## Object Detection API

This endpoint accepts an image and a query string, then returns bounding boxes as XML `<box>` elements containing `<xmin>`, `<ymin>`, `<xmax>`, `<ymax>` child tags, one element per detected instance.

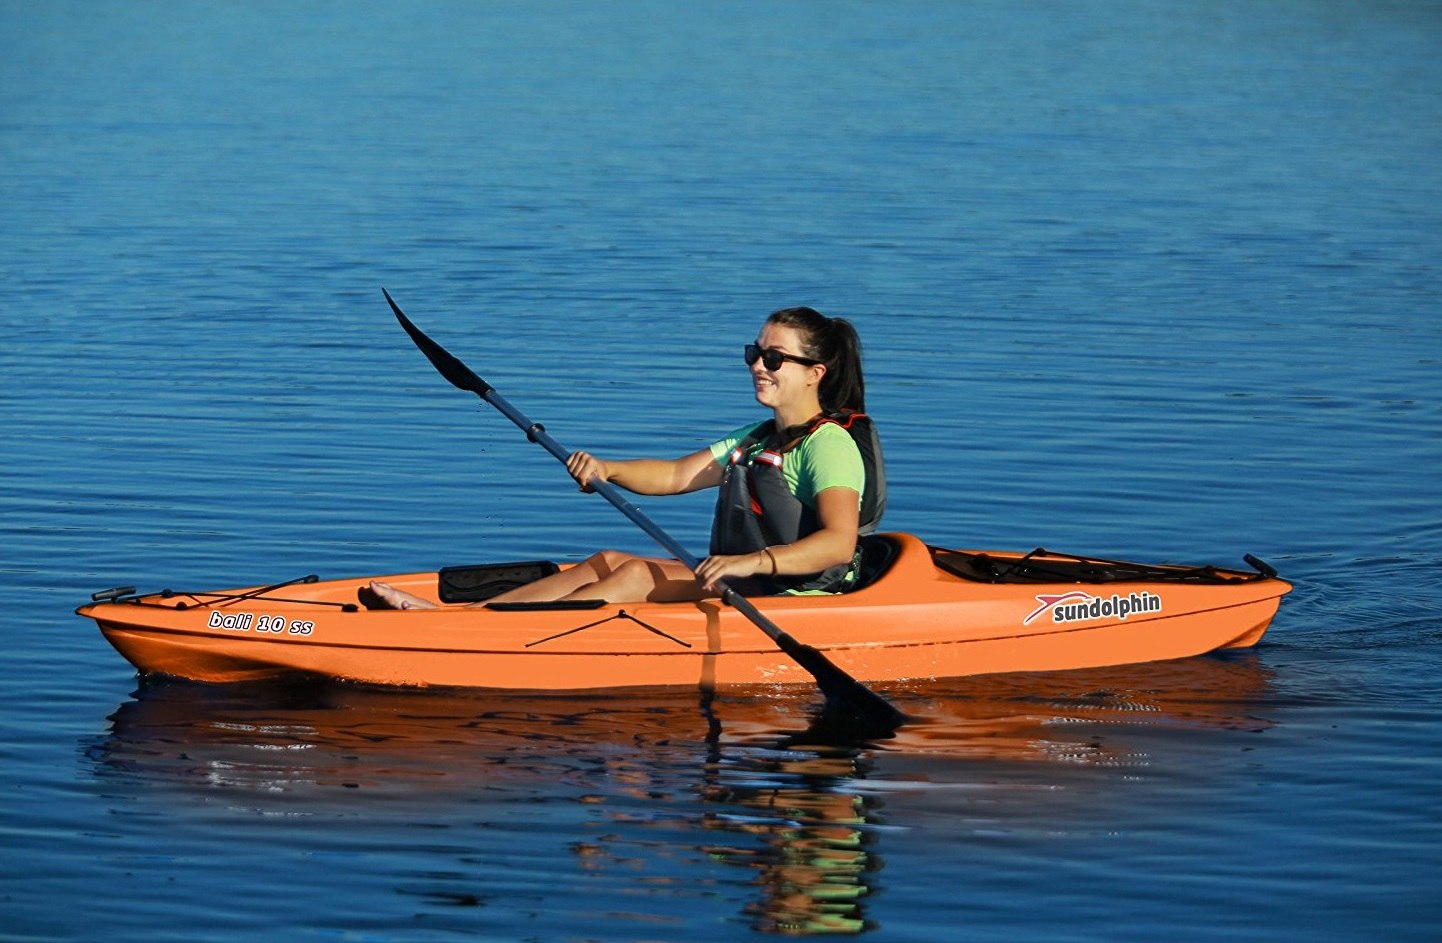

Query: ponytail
<box><xmin>765</xmin><ymin>306</ymin><xmax>866</xmax><ymax>413</ymax></box>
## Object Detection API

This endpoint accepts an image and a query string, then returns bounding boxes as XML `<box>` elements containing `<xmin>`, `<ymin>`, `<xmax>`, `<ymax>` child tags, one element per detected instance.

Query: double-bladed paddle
<box><xmin>383</xmin><ymin>288</ymin><xmax>904</xmax><ymax>727</ymax></box>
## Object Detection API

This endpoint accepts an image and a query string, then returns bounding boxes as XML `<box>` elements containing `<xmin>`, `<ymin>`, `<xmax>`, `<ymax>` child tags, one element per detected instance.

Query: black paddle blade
<box><xmin>786</xmin><ymin>640</ymin><xmax>908</xmax><ymax>729</ymax></box>
<box><xmin>383</xmin><ymin>288</ymin><xmax>493</xmax><ymax>397</ymax></box>
<box><xmin>724</xmin><ymin>588</ymin><xmax>906</xmax><ymax>729</ymax></box>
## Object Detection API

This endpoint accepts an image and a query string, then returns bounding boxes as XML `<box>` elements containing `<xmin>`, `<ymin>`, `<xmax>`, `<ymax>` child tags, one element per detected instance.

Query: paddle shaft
<box><xmin>384</xmin><ymin>288</ymin><xmax>903</xmax><ymax>724</ymax></box>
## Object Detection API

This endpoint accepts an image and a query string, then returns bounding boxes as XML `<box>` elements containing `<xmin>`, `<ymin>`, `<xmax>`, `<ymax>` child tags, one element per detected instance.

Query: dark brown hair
<box><xmin>766</xmin><ymin>306</ymin><xmax>866</xmax><ymax>412</ymax></box>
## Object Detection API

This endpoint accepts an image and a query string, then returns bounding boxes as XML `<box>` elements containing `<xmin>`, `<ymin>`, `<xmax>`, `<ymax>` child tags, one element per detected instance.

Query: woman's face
<box><xmin>750</xmin><ymin>323</ymin><xmax>822</xmax><ymax>409</ymax></box>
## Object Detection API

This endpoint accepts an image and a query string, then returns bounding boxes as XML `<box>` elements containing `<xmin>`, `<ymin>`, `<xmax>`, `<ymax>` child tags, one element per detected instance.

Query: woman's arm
<box><xmin>568</xmin><ymin>447</ymin><xmax>723</xmax><ymax>496</ymax></box>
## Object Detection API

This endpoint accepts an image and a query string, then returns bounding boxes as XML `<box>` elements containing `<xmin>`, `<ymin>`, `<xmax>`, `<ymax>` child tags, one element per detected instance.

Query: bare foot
<box><xmin>369</xmin><ymin>581</ymin><xmax>437</xmax><ymax>610</ymax></box>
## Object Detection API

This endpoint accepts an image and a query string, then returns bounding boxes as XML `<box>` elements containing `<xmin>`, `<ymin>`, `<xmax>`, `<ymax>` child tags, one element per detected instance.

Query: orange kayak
<box><xmin>76</xmin><ymin>533</ymin><xmax>1289</xmax><ymax>691</ymax></box>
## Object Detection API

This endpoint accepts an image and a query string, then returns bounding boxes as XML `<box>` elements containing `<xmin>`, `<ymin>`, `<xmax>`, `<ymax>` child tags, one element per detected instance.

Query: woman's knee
<box><xmin>612</xmin><ymin>556</ymin><xmax>655</xmax><ymax>583</ymax></box>
<box><xmin>582</xmin><ymin>549</ymin><xmax>631</xmax><ymax>574</ymax></box>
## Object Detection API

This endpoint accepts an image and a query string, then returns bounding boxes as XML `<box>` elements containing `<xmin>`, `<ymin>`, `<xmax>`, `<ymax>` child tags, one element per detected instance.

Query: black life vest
<box><xmin>709</xmin><ymin>410</ymin><xmax>886</xmax><ymax>594</ymax></box>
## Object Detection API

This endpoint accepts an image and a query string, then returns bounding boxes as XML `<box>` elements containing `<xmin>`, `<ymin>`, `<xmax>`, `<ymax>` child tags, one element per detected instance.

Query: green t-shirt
<box><xmin>709</xmin><ymin>421</ymin><xmax>865</xmax><ymax>509</ymax></box>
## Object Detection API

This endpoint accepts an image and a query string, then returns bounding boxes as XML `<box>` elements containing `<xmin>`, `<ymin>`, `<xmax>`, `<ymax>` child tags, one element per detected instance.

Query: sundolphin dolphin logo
<box><xmin>1023</xmin><ymin>592</ymin><xmax>1091</xmax><ymax>626</ymax></box>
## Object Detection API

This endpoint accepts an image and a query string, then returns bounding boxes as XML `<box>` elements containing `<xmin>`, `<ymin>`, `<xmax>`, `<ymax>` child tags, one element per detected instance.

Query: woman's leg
<box><xmin>554</xmin><ymin>555</ymin><xmax>710</xmax><ymax>604</ymax></box>
<box><xmin>369</xmin><ymin>550</ymin><xmax>711</xmax><ymax>609</ymax></box>
<box><xmin>369</xmin><ymin>550</ymin><xmax>712</xmax><ymax>609</ymax></box>
<box><xmin>485</xmin><ymin>549</ymin><xmax>628</xmax><ymax>603</ymax></box>
<box><xmin>368</xmin><ymin>550</ymin><xmax>625</xmax><ymax>609</ymax></box>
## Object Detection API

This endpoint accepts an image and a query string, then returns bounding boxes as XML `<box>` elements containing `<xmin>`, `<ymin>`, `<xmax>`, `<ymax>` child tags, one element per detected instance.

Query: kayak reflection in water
<box><xmin>369</xmin><ymin>305</ymin><xmax>885</xmax><ymax>608</ymax></box>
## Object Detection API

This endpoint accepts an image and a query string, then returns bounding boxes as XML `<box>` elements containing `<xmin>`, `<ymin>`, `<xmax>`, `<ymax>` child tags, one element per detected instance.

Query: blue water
<box><xmin>4</xmin><ymin>1</ymin><xmax>1440</xmax><ymax>940</ymax></box>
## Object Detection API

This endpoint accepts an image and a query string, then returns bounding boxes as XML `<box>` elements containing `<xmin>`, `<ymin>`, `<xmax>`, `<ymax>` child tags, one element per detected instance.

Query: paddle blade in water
<box><xmin>787</xmin><ymin>639</ymin><xmax>907</xmax><ymax>728</ymax></box>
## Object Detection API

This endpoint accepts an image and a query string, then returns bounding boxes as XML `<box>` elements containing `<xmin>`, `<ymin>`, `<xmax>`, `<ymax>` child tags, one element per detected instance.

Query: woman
<box><xmin>369</xmin><ymin>306</ymin><xmax>884</xmax><ymax>608</ymax></box>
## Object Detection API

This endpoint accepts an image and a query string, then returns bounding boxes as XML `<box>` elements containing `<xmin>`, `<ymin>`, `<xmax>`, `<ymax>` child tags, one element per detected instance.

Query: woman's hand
<box><xmin>694</xmin><ymin>550</ymin><xmax>770</xmax><ymax>592</ymax></box>
<box><xmin>566</xmin><ymin>451</ymin><xmax>610</xmax><ymax>492</ymax></box>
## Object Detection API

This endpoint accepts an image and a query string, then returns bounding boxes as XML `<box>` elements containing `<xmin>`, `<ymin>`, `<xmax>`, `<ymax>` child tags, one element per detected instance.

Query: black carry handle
<box><xmin>1243</xmin><ymin>554</ymin><xmax>1279</xmax><ymax>579</ymax></box>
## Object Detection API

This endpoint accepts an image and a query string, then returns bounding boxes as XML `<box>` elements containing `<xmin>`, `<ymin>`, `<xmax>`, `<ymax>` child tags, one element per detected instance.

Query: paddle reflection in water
<box><xmin>85</xmin><ymin>654</ymin><xmax>1273</xmax><ymax>936</ymax></box>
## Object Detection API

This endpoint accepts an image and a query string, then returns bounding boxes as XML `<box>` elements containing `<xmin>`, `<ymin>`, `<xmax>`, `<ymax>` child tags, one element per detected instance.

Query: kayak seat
<box><xmin>850</xmin><ymin>534</ymin><xmax>901</xmax><ymax>592</ymax></box>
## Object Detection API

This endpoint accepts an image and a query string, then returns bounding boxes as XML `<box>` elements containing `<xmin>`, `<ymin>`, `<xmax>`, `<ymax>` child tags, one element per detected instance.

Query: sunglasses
<box><xmin>744</xmin><ymin>343</ymin><xmax>822</xmax><ymax>371</ymax></box>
